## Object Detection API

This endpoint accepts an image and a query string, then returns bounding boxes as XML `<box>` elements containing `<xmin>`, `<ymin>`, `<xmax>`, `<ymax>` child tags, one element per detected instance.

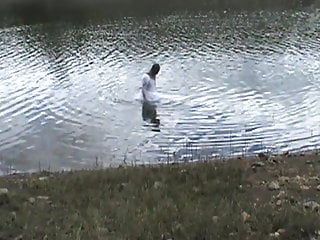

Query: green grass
<box><xmin>1</xmin><ymin>153</ymin><xmax>320</xmax><ymax>239</ymax></box>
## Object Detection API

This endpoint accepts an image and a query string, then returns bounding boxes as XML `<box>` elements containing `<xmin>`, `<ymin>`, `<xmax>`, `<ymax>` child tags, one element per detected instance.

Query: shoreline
<box><xmin>1</xmin><ymin>151</ymin><xmax>320</xmax><ymax>239</ymax></box>
<box><xmin>1</xmin><ymin>148</ymin><xmax>319</xmax><ymax>177</ymax></box>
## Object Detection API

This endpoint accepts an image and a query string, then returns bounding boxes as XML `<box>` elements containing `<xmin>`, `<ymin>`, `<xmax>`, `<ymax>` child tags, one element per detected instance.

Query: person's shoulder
<box><xmin>142</xmin><ymin>73</ymin><xmax>150</xmax><ymax>81</ymax></box>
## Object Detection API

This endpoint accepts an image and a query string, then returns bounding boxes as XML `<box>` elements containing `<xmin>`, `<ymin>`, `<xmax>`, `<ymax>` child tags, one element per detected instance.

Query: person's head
<box><xmin>149</xmin><ymin>63</ymin><xmax>160</xmax><ymax>76</ymax></box>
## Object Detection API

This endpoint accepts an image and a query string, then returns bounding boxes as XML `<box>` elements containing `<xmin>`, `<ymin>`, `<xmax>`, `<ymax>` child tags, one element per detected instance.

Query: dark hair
<box><xmin>150</xmin><ymin>63</ymin><xmax>160</xmax><ymax>75</ymax></box>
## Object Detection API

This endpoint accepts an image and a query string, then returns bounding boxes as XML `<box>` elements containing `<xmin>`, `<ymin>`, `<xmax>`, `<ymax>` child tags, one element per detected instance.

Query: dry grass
<box><xmin>1</xmin><ymin>152</ymin><xmax>320</xmax><ymax>239</ymax></box>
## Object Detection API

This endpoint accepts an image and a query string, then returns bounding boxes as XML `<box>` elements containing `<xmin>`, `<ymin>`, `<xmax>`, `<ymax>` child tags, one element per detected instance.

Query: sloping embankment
<box><xmin>1</xmin><ymin>152</ymin><xmax>320</xmax><ymax>239</ymax></box>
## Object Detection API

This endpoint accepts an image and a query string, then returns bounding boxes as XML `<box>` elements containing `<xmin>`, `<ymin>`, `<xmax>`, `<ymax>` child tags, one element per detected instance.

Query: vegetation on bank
<box><xmin>1</xmin><ymin>152</ymin><xmax>320</xmax><ymax>239</ymax></box>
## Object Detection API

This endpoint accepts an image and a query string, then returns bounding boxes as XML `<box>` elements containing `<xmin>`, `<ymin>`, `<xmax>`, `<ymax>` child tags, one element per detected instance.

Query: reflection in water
<box><xmin>0</xmin><ymin>0</ymin><xmax>316</xmax><ymax>27</ymax></box>
<box><xmin>142</xmin><ymin>102</ymin><xmax>160</xmax><ymax>132</ymax></box>
<box><xmin>0</xmin><ymin>8</ymin><xmax>320</xmax><ymax>173</ymax></box>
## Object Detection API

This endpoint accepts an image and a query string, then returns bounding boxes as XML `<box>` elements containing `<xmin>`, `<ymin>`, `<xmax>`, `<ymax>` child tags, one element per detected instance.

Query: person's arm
<box><xmin>142</xmin><ymin>75</ymin><xmax>149</xmax><ymax>98</ymax></box>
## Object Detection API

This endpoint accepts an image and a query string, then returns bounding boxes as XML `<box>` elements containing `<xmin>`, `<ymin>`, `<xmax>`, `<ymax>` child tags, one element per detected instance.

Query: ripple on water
<box><xmin>0</xmin><ymin>10</ymin><xmax>320</xmax><ymax>172</ymax></box>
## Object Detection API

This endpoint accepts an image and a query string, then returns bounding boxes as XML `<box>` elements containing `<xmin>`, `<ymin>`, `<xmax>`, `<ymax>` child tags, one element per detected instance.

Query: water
<box><xmin>0</xmin><ymin>6</ymin><xmax>320</xmax><ymax>174</ymax></box>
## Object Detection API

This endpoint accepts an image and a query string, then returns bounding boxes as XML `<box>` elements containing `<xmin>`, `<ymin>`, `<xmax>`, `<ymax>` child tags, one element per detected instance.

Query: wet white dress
<box><xmin>141</xmin><ymin>73</ymin><xmax>160</xmax><ymax>103</ymax></box>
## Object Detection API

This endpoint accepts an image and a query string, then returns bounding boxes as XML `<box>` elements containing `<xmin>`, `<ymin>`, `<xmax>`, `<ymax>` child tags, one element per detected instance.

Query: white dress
<box><xmin>141</xmin><ymin>73</ymin><xmax>160</xmax><ymax>103</ymax></box>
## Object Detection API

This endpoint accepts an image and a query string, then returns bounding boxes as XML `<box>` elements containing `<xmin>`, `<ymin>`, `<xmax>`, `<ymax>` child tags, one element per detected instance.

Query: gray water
<box><xmin>0</xmin><ymin>8</ymin><xmax>320</xmax><ymax>174</ymax></box>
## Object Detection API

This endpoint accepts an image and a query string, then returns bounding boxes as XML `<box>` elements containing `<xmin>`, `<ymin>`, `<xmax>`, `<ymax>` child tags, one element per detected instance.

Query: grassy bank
<box><xmin>1</xmin><ymin>152</ymin><xmax>320</xmax><ymax>239</ymax></box>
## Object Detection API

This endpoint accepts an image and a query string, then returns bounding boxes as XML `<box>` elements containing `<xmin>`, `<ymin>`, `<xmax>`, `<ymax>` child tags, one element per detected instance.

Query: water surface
<box><xmin>0</xmin><ymin>8</ymin><xmax>320</xmax><ymax>173</ymax></box>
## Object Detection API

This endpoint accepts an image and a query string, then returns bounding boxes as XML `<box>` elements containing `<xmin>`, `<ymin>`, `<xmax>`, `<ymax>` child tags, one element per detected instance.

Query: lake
<box><xmin>0</xmin><ymin>1</ymin><xmax>319</xmax><ymax>174</ymax></box>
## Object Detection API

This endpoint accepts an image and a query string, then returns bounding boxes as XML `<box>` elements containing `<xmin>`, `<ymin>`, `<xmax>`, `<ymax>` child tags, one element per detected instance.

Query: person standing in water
<box><xmin>142</xmin><ymin>63</ymin><xmax>160</xmax><ymax>102</ymax></box>
<box><xmin>141</xmin><ymin>64</ymin><xmax>161</xmax><ymax>130</ymax></box>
